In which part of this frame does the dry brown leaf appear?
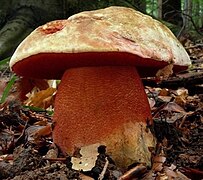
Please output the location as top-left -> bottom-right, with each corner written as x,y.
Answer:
158,96 -> 172,103
0,130 -> 15,154
30,79 -> 50,90
24,87 -> 56,109
26,124 -> 52,144
163,102 -> 186,114
16,78 -> 50,101
34,124 -> 52,138
159,88 -> 169,96
79,173 -> 94,180
156,64 -> 174,80
174,89 -> 188,107
71,143 -> 100,171
45,149 -> 58,159
148,97 -> 156,109
45,143 -> 58,159
119,164 -> 147,180
163,166 -> 191,180
160,102 -> 187,123
152,154 -> 166,172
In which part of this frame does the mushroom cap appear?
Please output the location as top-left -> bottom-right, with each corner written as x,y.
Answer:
10,6 -> 191,79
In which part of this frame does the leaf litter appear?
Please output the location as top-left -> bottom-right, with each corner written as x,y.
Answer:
0,36 -> 202,179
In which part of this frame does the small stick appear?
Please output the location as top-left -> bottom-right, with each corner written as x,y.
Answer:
119,164 -> 147,180
98,157 -> 109,180
0,155 -> 66,162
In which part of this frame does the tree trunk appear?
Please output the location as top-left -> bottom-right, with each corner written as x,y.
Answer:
132,0 -> 146,12
193,0 -> 200,28
157,0 -> 162,19
183,0 -> 192,31
162,0 -> 183,26
0,0 -> 13,28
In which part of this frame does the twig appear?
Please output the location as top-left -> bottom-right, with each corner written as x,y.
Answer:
143,72 -> 203,89
185,43 -> 203,49
98,157 -> 109,180
179,114 -> 187,128
15,120 -> 28,146
43,157 -> 67,162
160,72 -> 203,88
119,164 -> 147,180
0,155 -> 67,162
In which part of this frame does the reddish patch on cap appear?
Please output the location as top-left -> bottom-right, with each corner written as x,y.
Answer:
39,20 -> 66,34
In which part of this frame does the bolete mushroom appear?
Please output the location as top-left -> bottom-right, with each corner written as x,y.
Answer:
10,6 -> 191,168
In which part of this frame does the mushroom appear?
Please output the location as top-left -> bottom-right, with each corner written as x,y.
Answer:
10,6 -> 191,168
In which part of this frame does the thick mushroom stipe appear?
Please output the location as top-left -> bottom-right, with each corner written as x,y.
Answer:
53,66 -> 155,167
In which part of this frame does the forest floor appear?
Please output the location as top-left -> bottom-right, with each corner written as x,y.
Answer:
0,34 -> 202,180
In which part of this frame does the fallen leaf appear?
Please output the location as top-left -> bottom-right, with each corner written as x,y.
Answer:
174,88 -> 188,107
25,124 -> 52,144
163,102 -> 186,114
119,164 -> 147,180
156,64 -> 174,80
45,143 -> 58,159
148,97 -> 156,109
24,87 -> 56,109
158,96 -> 172,103
159,88 -> 169,96
71,143 -> 100,171
163,166 -> 190,180
79,173 -> 94,180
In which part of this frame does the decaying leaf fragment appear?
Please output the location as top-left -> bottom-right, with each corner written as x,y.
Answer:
156,64 -> 174,80
24,87 -> 56,109
119,164 -> 147,180
71,143 -> 100,171
25,124 -> 52,144
174,88 -> 188,107
161,164 -> 191,180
